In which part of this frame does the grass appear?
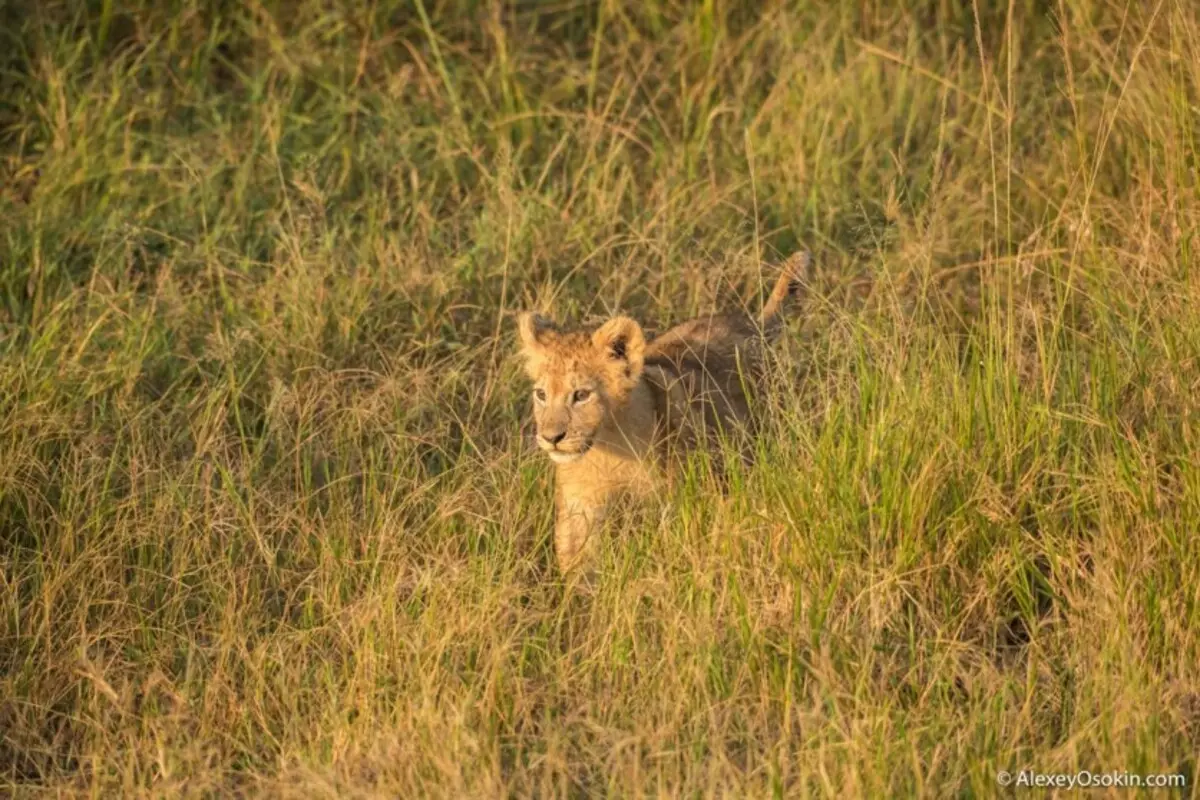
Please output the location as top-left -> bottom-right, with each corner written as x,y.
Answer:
1,0 -> 1198,795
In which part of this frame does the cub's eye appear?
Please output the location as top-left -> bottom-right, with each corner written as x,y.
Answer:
534,388 -> 547,403
573,389 -> 592,404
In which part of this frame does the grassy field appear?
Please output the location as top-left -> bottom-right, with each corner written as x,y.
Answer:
2,0 -> 1199,795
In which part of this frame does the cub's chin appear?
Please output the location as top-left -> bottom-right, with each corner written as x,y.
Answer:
548,451 -> 585,465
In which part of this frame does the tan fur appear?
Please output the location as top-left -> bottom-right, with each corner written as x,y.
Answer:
518,251 -> 811,572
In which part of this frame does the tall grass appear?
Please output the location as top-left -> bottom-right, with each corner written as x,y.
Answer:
1,0 -> 1197,795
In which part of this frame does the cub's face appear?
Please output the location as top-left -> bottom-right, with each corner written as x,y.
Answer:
517,313 -> 645,464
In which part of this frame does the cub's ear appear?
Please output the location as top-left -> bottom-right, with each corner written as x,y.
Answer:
517,312 -> 557,354
592,316 -> 645,377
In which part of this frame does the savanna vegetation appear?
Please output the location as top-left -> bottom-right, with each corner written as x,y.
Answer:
1,0 -> 1198,795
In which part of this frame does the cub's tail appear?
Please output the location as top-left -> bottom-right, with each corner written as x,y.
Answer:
760,249 -> 812,328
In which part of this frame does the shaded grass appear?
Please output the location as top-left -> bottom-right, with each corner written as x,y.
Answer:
1,0 -> 1199,795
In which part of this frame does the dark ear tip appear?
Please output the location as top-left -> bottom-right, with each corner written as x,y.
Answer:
593,316 -> 644,362
519,312 -> 558,345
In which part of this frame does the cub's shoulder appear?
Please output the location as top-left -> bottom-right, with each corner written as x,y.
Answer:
643,313 -> 769,381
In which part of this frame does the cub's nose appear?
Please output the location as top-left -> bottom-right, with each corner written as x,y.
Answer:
541,431 -> 567,446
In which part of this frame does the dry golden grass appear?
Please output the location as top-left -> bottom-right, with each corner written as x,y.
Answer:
1,0 -> 1198,796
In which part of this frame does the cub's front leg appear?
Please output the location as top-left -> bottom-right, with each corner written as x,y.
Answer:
553,475 -> 612,573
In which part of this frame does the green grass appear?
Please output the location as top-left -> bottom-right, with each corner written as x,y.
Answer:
1,0 -> 1198,795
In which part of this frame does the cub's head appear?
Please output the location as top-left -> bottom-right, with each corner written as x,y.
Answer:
516,312 -> 646,464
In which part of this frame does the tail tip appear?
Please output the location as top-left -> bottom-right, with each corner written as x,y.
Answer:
761,248 -> 813,323
784,249 -> 813,285
777,248 -> 813,301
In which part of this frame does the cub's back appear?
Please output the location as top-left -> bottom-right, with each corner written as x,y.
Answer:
645,313 -> 769,370
640,312 -> 774,457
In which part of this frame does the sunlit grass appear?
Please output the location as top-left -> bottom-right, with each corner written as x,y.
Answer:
1,0 -> 1198,795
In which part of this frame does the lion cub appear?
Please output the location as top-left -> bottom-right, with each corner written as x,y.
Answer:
517,252 -> 811,572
